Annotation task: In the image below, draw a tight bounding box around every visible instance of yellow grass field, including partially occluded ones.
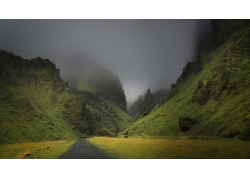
[86,137,250,159]
[0,139,76,159]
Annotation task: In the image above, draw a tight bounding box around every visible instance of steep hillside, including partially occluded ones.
[123,20,250,140]
[60,59,133,136]
[0,51,94,144]
[62,59,127,112]
[73,83,132,136]
[128,88,168,120]
[82,91,133,136]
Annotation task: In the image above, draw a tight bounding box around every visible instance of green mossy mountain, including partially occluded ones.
[123,20,250,140]
[60,58,132,136]
[0,51,97,144]
[128,88,168,120]
[81,91,133,136]
[0,50,134,145]
[0,50,133,143]
[62,59,127,112]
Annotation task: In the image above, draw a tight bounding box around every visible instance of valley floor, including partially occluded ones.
[0,139,76,159]
[86,137,250,159]
[1,137,250,159]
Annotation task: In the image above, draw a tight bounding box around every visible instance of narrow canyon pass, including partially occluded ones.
[1,19,250,159]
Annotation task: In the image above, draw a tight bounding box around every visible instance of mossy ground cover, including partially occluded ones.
[0,139,76,158]
[86,136,250,159]
[0,78,81,143]
[86,98,133,136]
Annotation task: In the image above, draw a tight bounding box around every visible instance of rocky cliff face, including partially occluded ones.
[123,20,250,140]
[58,58,132,136]
[209,19,250,51]
[129,88,168,120]
[91,72,127,112]
[66,73,132,135]
[0,50,94,144]
[61,59,127,112]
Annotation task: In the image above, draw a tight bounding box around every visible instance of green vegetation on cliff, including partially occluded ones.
[76,82,98,94]
[75,90,133,136]
[62,59,127,112]
[0,49,133,144]
[61,58,133,136]
[123,20,250,140]
[128,88,168,120]
[0,51,93,144]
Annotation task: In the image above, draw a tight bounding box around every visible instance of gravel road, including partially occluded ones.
[59,139,112,159]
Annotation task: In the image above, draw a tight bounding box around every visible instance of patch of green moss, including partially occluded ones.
[77,82,98,93]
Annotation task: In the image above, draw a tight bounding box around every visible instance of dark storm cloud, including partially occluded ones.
[0,19,212,103]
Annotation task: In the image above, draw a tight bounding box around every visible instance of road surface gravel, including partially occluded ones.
[59,139,112,159]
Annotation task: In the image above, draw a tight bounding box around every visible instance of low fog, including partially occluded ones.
[0,19,212,104]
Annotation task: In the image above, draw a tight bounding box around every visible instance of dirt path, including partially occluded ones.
[59,139,112,159]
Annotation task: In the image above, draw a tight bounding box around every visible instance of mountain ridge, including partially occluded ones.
[128,88,168,120]
[0,50,91,143]
[0,50,132,143]
[60,58,127,112]
[60,57,132,136]
[122,20,250,140]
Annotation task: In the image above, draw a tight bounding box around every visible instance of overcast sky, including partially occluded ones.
[0,19,212,104]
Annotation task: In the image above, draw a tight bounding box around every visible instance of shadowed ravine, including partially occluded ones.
[59,139,112,159]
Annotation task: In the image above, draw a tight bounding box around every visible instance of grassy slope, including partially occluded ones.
[76,83,133,136]
[0,139,77,158]
[128,89,168,120]
[77,82,98,93]
[123,25,250,139]
[86,137,250,158]
[23,139,77,159]
[0,84,79,143]
[0,52,91,144]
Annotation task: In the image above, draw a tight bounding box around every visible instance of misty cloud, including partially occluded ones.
[0,19,212,103]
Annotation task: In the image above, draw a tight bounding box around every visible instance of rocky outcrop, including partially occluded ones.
[95,79,127,112]
[178,117,197,132]
[63,59,127,112]
[191,80,212,105]
[129,88,168,119]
